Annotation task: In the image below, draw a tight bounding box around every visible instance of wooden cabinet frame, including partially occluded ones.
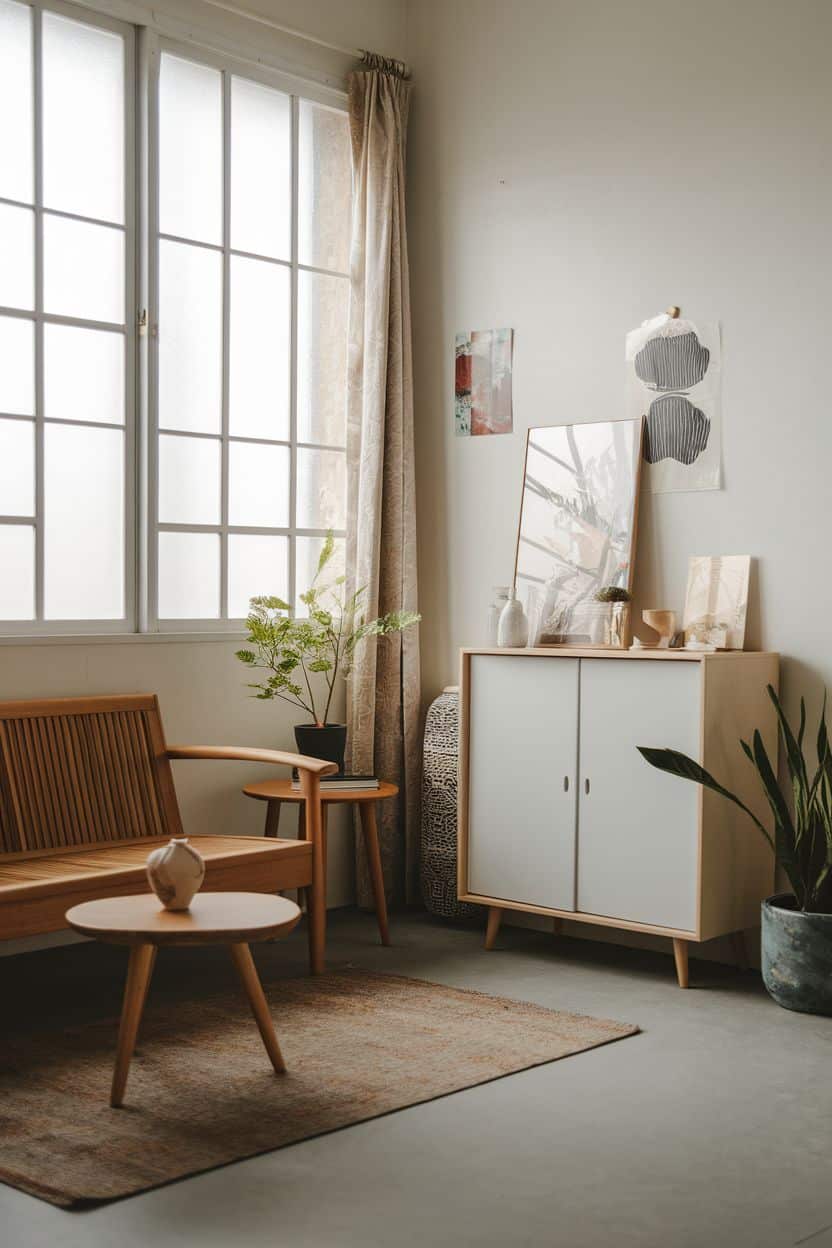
[458,647,780,985]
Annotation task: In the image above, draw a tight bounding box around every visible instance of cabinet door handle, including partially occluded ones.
[584,778,591,795]
[563,775,569,792]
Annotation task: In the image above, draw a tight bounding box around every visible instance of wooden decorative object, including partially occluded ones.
[0,694,336,974]
[67,892,300,1105]
[458,647,780,988]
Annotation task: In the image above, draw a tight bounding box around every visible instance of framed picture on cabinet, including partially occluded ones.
[513,417,644,646]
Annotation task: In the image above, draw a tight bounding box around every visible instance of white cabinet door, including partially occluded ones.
[577,659,700,932]
[467,655,578,910]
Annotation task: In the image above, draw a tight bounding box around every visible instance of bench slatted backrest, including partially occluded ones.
[0,694,183,854]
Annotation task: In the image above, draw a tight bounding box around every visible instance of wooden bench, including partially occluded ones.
[0,694,336,973]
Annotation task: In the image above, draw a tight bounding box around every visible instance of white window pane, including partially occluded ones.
[159,240,222,433]
[229,441,289,528]
[158,531,219,619]
[44,424,124,619]
[0,526,34,619]
[295,535,345,614]
[228,256,290,440]
[160,54,222,245]
[42,12,124,223]
[0,203,34,310]
[297,271,348,446]
[297,447,346,529]
[0,316,34,415]
[298,100,351,273]
[231,77,290,260]
[0,419,34,515]
[158,434,221,525]
[228,534,288,618]
[44,324,125,425]
[43,215,124,323]
[0,0,33,204]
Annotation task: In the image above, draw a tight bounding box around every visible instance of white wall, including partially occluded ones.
[0,0,409,954]
[406,0,832,960]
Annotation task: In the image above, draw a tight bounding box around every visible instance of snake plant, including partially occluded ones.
[638,684,832,914]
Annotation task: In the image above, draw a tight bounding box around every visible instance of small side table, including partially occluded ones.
[242,779,397,947]
[66,891,300,1107]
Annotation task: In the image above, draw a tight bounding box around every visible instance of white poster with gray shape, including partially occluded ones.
[625,313,722,493]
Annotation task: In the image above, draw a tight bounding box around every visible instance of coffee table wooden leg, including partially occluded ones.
[359,802,390,946]
[229,942,286,1074]
[111,942,155,1108]
[263,799,282,838]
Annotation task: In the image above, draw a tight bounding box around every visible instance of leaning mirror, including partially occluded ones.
[514,417,644,646]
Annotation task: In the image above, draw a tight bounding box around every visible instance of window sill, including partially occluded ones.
[0,631,248,648]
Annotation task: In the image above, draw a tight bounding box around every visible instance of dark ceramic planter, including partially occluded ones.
[293,723,347,775]
[761,893,832,1016]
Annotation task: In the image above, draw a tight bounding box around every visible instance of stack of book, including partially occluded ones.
[290,774,380,792]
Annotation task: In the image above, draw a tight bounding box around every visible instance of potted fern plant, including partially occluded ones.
[235,533,420,774]
[639,684,832,1015]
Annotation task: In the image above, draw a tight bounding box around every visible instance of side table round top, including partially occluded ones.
[242,779,399,804]
[66,891,301,947]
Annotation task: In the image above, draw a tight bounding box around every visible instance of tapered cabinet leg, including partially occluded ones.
[485,906,503,950]
[111,942,156,1107]
[672,938,689,989]
[731,930,748,971]
[359,802,390,946]
[229,943,286,1073]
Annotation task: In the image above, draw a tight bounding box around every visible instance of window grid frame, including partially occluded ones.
[0,0,137,635]
[147,36,349,631]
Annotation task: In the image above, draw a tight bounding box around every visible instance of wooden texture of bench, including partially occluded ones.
[0,694,337,973]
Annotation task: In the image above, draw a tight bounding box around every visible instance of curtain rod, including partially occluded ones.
[196,0,408,73]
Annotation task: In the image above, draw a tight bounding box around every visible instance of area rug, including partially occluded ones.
[0,969,638,1207]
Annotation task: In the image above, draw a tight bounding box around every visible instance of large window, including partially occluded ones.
[151,49,349,626]
[0,0,134,628]
[0,1,350,634]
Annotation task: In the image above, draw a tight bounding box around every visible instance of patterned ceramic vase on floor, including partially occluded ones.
[420,687,479,920]
[146,837,206,910]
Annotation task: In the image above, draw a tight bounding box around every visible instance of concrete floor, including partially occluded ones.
[2,909,831,1248]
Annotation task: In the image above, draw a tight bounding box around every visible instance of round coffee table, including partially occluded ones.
[66,892,300,1108]
[242,779,397,946]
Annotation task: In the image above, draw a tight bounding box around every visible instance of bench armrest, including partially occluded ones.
[166,745,338,777]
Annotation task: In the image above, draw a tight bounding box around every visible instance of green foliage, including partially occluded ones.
[638,684,832,913]
[594,586,631,603]
[235,532,420,727]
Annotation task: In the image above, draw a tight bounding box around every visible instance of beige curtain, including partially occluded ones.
[345,65,420,908]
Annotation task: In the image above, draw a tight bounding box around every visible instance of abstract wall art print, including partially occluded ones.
[683,555,750,650]
[455,328,513,436]
[625,312,722,493]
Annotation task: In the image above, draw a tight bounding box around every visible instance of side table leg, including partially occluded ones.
[111,942,156,1108]
[359,802,390,946]
[229,943,286,1073]
[264,800,281,838]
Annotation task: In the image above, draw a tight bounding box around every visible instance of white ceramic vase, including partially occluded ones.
[497,589,529,648]
[146,837,206,910]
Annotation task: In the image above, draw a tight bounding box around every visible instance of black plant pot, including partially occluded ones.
[761,893,832,1016]
[293,723,347,776]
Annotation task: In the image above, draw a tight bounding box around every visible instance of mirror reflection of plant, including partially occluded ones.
[235,533,420,727]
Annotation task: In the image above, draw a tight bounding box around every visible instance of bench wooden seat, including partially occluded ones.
[0,694,336,972]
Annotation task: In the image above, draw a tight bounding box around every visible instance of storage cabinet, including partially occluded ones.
[458,648,780,986]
